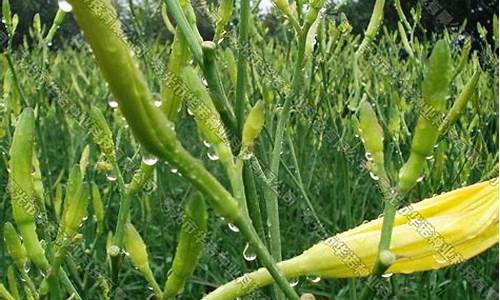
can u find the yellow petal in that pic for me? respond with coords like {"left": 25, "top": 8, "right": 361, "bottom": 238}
{"left": 204, "top": 180, "right": 499, "bottom": 300}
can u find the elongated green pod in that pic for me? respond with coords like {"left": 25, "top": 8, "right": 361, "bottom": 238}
{"left": 6, "top": 266, "right": 20, "bottom": 300}
{"left": 8, "top": 109, "right": 49, "bottom": 270}
{"left": 241, "top": 100, "right": 265, "bottom": 156}
{"left": 358, "top": 100, "right": 386, "bottom": 177}
{"left": 181, "top": 66, "right": 229, "bottom": 147}
{"left": 161, "top": 28, "right": 191, "bottom": 122}
{"left": 222, "top": 48, "right": 237, "bottom": 88}
{"left": 0, "top": 284, "right": 15, "bottom": 300}
{"left": 45, "top": 9, "right": 66, "bottom": 44}
{"left": 91, "top": 182, "right": 105, "bottom": 234}
{"left": 57, "top": 178, "right": 89, "bottom": 245}
{"left": 3, "top": 222, "right": 27, "bottom": 270}
{"left": 440, "top": 68, "right": 481, "bottom": 134}
{"left": 89, "top": 107, "right": 116, "bottom": 159}
{"left": 304, "top": 0, "right": 327, "bottom": 29}
{"left": 422, "top": 39, "right": 451, "bottom": 112}
{"left": 355, "top": 0, "right": 385, "bottom": 56}
{"left": 123, "top": 223, "right": 162, "bottom": 296}
{"left": 80, "top": 144, "right": 90, "bottom": 177}
{"left": 160, "top": 3, "right": 176, "bottom": 34}
{"left": 451, "top": 39, "right": 471, "bottom": 79}
{"left": 67, "top": 0, "right": 173, "bottom": 157}
{"left": 398, "top": 21, "right": 414, "bottom": 58}
{"left": 164, "top": 193, "right": 207, "bottom": 299}
{"left": 123, "top": 223, "right": 151, "bottom": 273}
{"left": 398, "top": 40, "right": 451, "bottom": 193}
{"left": 2, "top": 0, "right": 12, "bottom": 35}
{"left": 215, "top": 0, "right": 234, "bottom": 41}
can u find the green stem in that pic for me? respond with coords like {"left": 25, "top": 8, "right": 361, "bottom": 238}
{"left": 163, "top": 0, "right": 203, "bottom": 64}
{"left": 235, "top": 0, "right": 251, "bottom": 132}
{"left": 234, "top": 218, "right": 299, "bottom": 300}
{"left": 264, "top": 30, "right": 307, "bottom": 299}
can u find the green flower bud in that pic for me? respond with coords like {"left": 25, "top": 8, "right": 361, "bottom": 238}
{"left": 123, "top": 223, "right": 150, "bottom": 272}
{"left": 0, "top": 283, "right": 15, "bottom": 300}
{"left": 440, "top": 67, "right": 481, "bottom": 134}
{"left": 181, "top": 66, "right": 229, "bottom": 146}
{"left": 7, "top": 266, "right": 20, "bottom": 300}
{"left": 9, "top": 109, "right": 49, "bottom": 270}
{"left": 358, "top": 100, "right": 385, "bottom": 177}
{"left": 215, "top": 0, "right": 234, "bottom": 40}
{"left": 2, "top": 0, "right": 12, "bottom": 35}
{"left": 241, "top": 101, "right": 265, "bottom": 156}
{"left": 59, "top": 166, "right": 88, "bottom": 243}
{"left": 164, "top": 193, "right": 207, "bottom": 298}
{"left": 398, "top": 40, "right": 451, "bottom": 193}
{"left": 45, "top": 9, "right": 67, "bottom": 44}
{"left": 422, "top": 39, "right": 451, "bottom": 113}
{"left": 32, "top": 14, "right": 41, "bottom": 37}
{"left": 3, "top": 222, "right": 27, "bottom": 269}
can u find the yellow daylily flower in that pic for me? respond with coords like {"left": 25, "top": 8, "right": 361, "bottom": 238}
{"left": 204, "top": 180, "right": 499, "bottom": 299}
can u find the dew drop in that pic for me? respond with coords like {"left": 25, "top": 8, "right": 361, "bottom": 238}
{"left": 170, "top": 168, "right": 178, "bottom": 174}
{"left": 207, "top": 152, "right": 219, "bottom": 161}
{"left": 416, "top": 176, "right": 424, "bottom": 183}
{"left": 242, "top": 243, "right": 257, "bottom": 261}
{"left": 228, "top": 223, "right": 240, "bottom": 233}
{"left": 58, "top": 0, "right": 73, "bottom": 12}
{"left": 106, "top": 171, "right": 117, "bottom": 182}
{"left": 202, "top": 140, "right": 211, "bottom": 148}
{"left": 381, "top": 273, "right": 393, "bottom": 278}
{"left": 289, "top": 278, "right": 299, "bottom": 287}
{"left": 187, "top": 108, "right": 194, "bottom": 116}
{"left": 240, "top": 151, "right": 253, "bottom": 160}
{"left": 307, "top": 275, "right": 321, "bottom": 283}
{"left": 23, "top": 262, "right": 31, "bottom": 273}
{"left": 108, "top": 100, "right": 119, "bottom": 108}
{"left": 425, "top": 155, "right": 434, "bottom": 160}
{"left": 154, "top": 100, "right": 162, "bottom": 108}
{"left": 365, "top": 152, "right": 373, "bottom": 161}
{"left": 369, "top": 172, "right": 380, "bottom": 181}
{"left": 142, "top": 154, "right": 158, "bottom": 166}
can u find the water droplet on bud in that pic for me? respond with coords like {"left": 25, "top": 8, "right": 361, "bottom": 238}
{"left": 228, "top": 223, "right": 239, "bottom": 232}
{"left": 242, "top": 243, "right": 257, "bottom": 261}
{"left": 108, "top": 100, "right": 119, "bottom": 108}
{"left": 289, "top": 278, "right": 299, "bottom": 287}
{"left": 142, "top": 155, "right": 158, "bottom": 166}
{"left": 58, "top": 0, "right": 73, "bottom": 12}
{"left": 369, "top": 172, "right": 380, "bottom": 181}
{"left": 306, "top": 275, "right": 321, "bottom": 283}
{"left": 207, "top": 152, "right": 219, "bottom": 161}
{"left": 365, "top": 152, "right": 373, "bottom": 161}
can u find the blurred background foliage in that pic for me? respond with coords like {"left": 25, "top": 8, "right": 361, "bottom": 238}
{"left": 1, "top": 0, "right": 498, "bottom": 49}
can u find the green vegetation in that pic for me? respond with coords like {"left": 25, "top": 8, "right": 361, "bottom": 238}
{"left": 0, "top": 0, "right": 498, "bottom": 299}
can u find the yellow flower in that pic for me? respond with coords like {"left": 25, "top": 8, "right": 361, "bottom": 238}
{"left": 204, "top": 180, "right": 499, "bottom": 299}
